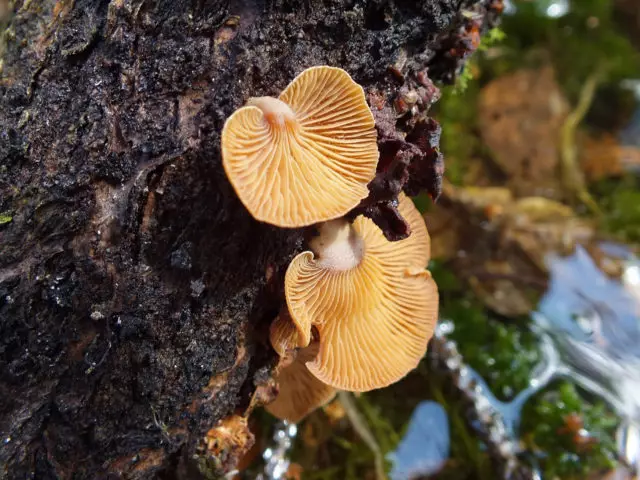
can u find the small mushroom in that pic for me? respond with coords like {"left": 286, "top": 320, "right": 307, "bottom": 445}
{"left": 265, "top": 343, "right": 336, "bottom": 423}
{"left": 284, "top": 193, "right": 439, "bottom": 391}
{"left": 221, "top": 66, "right": 379, "bottom": 227}
{"left": 270, "top": 311, "right": 310, "bottom": 359}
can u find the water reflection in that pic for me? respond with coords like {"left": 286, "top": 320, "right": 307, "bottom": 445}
{"left": 502, "top": 0, "right": 570, "bottom": 18}
{"left": 389, "top": 401, "right": 449, "bottom": 480}
{"left": 392, "top": 245, "right": 640, "bottom": 478}
{"left": 536, "top": 245, "right": 640, "bottom": 472}
{"left": 544, "top": 0, "right": 570, "bottom": 19}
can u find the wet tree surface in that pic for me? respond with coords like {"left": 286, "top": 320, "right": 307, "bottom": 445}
{"left": 0, "top": 0, "right": 499, "bottom": 478}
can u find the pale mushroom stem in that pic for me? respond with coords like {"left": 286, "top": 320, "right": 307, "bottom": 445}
{"left": 308, "top": 219, "right": 365, "bottom": 271}
{"left": 247, "top": 96, "right": 296, "bottom": 127}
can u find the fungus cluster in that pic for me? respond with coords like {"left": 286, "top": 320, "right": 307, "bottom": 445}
{"left": 221, "top": 66, "right": 439, "bottom": 423}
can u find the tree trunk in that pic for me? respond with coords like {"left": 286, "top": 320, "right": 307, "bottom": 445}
{"left": 0, "top": 0, "right": 499, "bottom": 478}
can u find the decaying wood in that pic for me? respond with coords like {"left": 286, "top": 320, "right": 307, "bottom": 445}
{"left": 0, "top": 0, "right": 500, "bottom": 477}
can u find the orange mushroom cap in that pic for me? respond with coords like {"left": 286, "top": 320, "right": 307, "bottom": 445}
{"left": 265, "top": 343, "right": 336, "bottom": 423}
{"left": 221, "top": 66, "right": 379, "bottom": 227}
{"left": 284, "top": 193, "right": 439, "bottom": 392}
{"left": 269, "top": 311, "right": 310, "bottom": 358}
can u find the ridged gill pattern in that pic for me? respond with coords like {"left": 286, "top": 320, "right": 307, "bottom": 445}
{"left": 221, "top": 66, "right": 378, "bottom": 227}
{"left": 265, "top": 344, "right": 337, "bottom": 422}
{"left": 269, "top": 313, "right": 311, "bottom": 357}
{"left": 284, "top": 194, "right": 439, "bottom": 392}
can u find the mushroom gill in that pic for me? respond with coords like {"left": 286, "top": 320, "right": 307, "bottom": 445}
{"left": 269, "top": 311, "right": 310, "bottom": 358}
{"left": 284, "top": 193, "right": 439, "bottom": 392}
{"left": 265, "top": 342, "right": 336, "bottom": 423}
{"left": 221, "top": 66, "right": 379, "bottom": 228}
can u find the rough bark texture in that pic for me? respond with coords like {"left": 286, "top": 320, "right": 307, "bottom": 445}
{"left": 0, "top": 0, "right": 499, "bottom": 478}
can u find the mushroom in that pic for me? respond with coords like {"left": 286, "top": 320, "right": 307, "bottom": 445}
{"left": 269, "top": 311, "right": 310, "bottom": 359}
{"left": 221, "top": 66, "right": 379, "bottom": 227}
{"left": 265, "top": 342, "right": 336, "bottom": 423}
{"left": 284, "top": 193, "right": 439, "bottom": 392}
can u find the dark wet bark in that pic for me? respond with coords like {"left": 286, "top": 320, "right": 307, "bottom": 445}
{"left": 0, "top": 0, "right": 500, "bottom": 478}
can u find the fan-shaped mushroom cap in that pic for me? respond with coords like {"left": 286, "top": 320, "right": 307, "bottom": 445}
{"left": 284, "top": 194, "right": 439, "bottom": 392}
{"left": 221, "top": 66, "right": 378, "bottom": 227}
{"left": 269, "top": 311, "right": 310, "bottom": 357}
{"left": 265, "top": 343, "right": 336, "bottom": 423}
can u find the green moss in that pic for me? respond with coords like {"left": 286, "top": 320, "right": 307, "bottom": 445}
{"left": 428, "top": 375, "right": 494, "bottom": 480}
{"left": 478, "top": 28, "right": 507, "bottom": 52}
{"left": 520, "top": 381, "right": 619, "bottom": 479}
{"left": 430, "top": 262, "right": 541, "bottom": 402}
{"left": 284, "top": 397, "right": 395, "bottom": 480}
{"left": 362, "top": 362, "right": 495, "bottom": 480}
{"left": 453, "top": 27, "right": 506, "bottom": 95}
{"left": 433, "top": 83, "right": 482, "bottom": 185}
{"left": 412, "top": 192, "right": 433, "bottom": 214}
{"left": 501, "top": 0, "right": 640, "bottom": 101}
{"left": 604, "top": 188, "right": 640, "bottom": 244}
{"left": 0, "top": 213, "right": 13, "bottom": 224}
{"left": 592, "top": 175, "right": 640, "bottom": 245}
{"left": 452, "top": 65, "right": 476, "bottom": 95}
{"left": 432, "top": 28, "right": 509, "bottom": 185}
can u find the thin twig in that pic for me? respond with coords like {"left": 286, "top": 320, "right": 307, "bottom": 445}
{"left": 559, "top": 67, "right": 606, "bottom": 215}
{"left": 338, "top": 391, "right": 387, "bottom": 480}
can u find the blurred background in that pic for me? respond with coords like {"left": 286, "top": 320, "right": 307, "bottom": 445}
{"left": 248, "top": 1, "right": 640, "bottom": 478}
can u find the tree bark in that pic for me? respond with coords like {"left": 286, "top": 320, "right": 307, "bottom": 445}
{"left": 0, "top": 0, "right": 499, "bottom": 478}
